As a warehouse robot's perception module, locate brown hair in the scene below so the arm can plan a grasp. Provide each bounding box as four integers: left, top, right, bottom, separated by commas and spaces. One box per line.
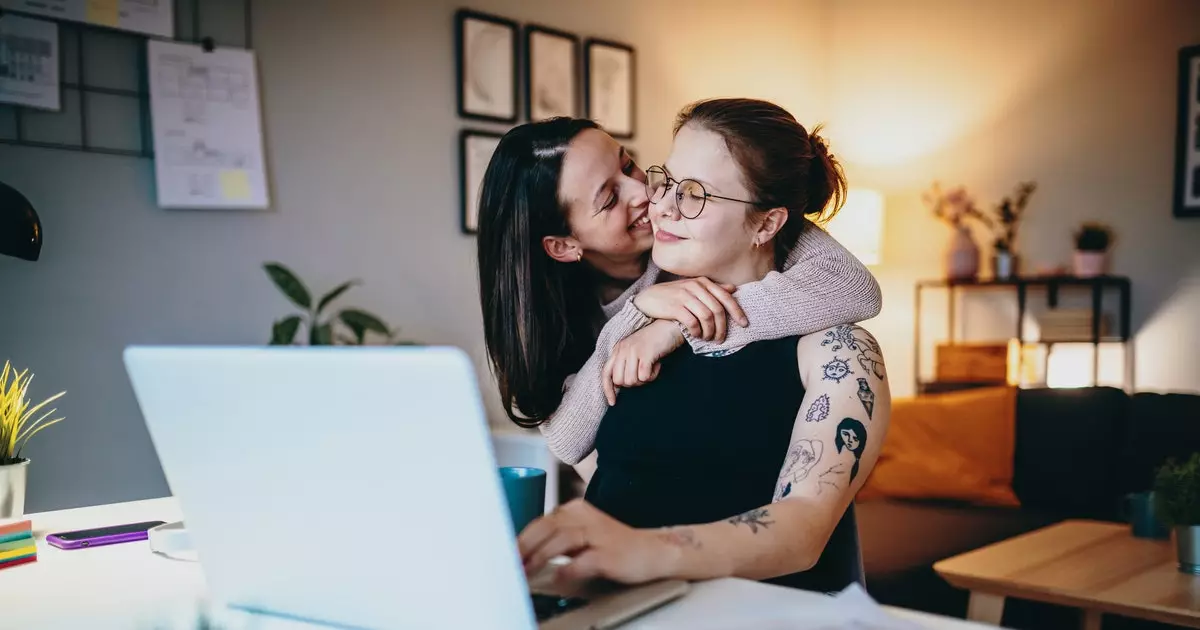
673, 98, 847, 266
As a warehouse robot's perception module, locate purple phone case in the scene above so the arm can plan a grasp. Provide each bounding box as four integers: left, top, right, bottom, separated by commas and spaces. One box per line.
47, 523, 162, 550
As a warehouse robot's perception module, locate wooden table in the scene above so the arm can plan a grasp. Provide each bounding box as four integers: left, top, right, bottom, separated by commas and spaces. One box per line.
934, 519, 1200, 629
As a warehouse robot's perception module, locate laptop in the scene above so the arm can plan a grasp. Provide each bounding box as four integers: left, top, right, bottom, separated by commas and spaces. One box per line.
123, 345, 688, 629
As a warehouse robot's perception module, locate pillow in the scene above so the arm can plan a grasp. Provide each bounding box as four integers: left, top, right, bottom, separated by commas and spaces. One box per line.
858, 386, 1020, 507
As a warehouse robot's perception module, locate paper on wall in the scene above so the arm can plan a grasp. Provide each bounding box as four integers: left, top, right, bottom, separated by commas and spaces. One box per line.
0, 13, 58, 111
0, 0, 173, 38
147, 40, 270, 210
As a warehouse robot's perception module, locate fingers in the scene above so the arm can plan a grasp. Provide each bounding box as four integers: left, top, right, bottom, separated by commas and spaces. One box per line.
621, 353, 640, 390
672, 306, 703, 338
517, 514, 559, 564
684, 291, 722, 342
699, 278, 748, 328
637, 356, 653, 382
525, 526, 591, 575
556, 549, 605, 583
601, 354, 617, 406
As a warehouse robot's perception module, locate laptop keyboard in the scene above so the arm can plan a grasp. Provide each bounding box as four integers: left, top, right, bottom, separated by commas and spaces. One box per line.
530, 593, 589, 621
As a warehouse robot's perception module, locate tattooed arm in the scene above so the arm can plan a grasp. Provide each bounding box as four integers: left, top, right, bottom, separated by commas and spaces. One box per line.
652, 325, 892, 581
519, 325, 891, 584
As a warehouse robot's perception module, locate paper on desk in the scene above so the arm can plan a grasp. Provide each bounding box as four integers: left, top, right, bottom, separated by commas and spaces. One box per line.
667, 583, 926, 630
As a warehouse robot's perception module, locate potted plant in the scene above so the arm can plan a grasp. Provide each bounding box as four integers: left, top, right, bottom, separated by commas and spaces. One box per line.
263, 262, 412, 345
988, 182, 1037, 280
0, 360, 65, 519
1154, 453, 1200, 575
1073, 222, 1113, 278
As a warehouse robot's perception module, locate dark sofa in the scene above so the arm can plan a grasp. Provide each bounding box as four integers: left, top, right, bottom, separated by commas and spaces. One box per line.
856, 387, 1200, 628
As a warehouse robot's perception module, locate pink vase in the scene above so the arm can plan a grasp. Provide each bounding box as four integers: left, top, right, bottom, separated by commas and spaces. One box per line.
946, 226, 980, 280
1073, 251, 1107, 277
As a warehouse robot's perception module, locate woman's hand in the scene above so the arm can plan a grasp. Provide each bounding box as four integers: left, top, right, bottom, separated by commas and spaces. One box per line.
602, 320, 684, 405
632, 278, 748, 343
518, 499, 676, 585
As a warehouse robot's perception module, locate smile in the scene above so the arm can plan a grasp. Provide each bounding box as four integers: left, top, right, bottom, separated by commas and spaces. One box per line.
628, 214, 650, 231
655, 230, 685, 243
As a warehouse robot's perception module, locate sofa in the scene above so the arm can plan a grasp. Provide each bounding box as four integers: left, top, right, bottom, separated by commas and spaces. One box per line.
856, 386, 1200, 629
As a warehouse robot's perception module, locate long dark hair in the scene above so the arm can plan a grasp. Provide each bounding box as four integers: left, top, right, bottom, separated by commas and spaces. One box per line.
674, 98, 847, 268
477, 118, 605, 428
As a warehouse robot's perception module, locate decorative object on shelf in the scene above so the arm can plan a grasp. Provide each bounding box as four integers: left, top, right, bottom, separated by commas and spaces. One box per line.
923, 181, 1036, 280
0, 182, 41, 261
1153, 452, 1200, 574
263, 263, 410, 346
1173, 44, 1200, 218
826, 188, 885, 266
455, 9, 518, 124
1072, 222, 1113, 278
525, 24, 579, 121
0, 360, 66, 519
924, 183, 985, 280
584, 38, 635, 139
946, 225, 980, 280
987, 181, 1036, 280
460, 129, 503, 235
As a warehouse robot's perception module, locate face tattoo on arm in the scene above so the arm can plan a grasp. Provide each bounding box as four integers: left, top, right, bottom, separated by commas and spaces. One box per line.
834, 417, 868, 482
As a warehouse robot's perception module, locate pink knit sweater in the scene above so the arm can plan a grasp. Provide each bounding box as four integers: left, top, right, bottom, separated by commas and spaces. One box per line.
539, 221, 883, 464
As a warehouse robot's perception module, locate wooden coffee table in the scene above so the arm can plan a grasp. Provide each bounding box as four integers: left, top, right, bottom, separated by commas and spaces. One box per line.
934, 520, 1200, 629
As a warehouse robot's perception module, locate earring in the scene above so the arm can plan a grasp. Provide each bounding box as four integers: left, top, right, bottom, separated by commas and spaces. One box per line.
576, 250, 583, 262
752, 241, 760, 250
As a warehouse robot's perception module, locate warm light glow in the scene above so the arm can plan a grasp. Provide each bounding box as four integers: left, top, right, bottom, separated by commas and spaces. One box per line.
1046, 343, 1125, 389
826, 189, 884, 266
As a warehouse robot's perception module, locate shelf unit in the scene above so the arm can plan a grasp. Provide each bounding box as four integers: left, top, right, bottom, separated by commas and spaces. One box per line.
914, 275, 1132, 394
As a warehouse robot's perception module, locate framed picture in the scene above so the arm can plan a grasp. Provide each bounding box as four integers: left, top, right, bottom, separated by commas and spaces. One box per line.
460, 129, 503, 235
456, 9, 518, 123
525, 25, 579, 121
584, 39, 636, 139
1174, 44, 1200, 218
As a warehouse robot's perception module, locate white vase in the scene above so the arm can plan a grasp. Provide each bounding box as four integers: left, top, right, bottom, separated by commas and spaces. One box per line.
0, 458, 28, 519
1073, 251, 1107, 277
946, 226, 980, 280
993, 251, 1019, 280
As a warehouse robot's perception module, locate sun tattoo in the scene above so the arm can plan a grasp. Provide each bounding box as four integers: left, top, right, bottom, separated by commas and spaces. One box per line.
822, 357, 853, 383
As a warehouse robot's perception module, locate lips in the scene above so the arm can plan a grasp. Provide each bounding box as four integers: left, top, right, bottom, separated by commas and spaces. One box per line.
655, 229, 685, 243
628, 213, 650, 232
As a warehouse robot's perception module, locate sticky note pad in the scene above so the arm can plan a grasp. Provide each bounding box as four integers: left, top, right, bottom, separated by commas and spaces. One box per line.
219, 169, 253, 201
86, 0, 120, 26
0, 554, 36, 571
0, 545, 36, 563
0, 520, 31, 537
0, 537, 33, 553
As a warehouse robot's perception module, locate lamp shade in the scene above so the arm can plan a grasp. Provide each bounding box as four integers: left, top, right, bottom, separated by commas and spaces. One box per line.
825, 188, 884, 266
0, 181, 41, 261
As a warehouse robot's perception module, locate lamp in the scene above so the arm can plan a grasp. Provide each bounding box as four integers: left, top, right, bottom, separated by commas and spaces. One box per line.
825, 188, 884, 266
0, 181, 41, 261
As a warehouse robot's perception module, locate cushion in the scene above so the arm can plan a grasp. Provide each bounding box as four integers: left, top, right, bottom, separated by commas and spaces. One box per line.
858, 386, 1019, 507
1012, 386, 1128, 520
1116, 392, 1200, 496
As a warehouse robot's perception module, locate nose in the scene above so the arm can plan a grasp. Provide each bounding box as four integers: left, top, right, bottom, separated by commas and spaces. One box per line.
654, 181, 682, 220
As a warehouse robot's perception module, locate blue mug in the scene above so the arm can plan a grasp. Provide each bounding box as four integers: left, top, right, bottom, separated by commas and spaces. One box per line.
1122, 491, 1169, 540
499, 467, 546, 535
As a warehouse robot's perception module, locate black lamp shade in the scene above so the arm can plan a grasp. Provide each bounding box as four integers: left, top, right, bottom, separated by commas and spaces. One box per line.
0, 181, 41, 261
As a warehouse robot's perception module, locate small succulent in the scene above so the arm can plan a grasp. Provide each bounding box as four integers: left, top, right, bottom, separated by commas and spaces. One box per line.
1154, 452, 1200, 527
1074, 222, 1113, 252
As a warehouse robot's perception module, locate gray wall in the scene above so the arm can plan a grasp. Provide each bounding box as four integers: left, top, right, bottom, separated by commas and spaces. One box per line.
0, 0, 826, 512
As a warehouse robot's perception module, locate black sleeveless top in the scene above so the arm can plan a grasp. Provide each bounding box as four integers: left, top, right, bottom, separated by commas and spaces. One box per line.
584, 336, 860, 593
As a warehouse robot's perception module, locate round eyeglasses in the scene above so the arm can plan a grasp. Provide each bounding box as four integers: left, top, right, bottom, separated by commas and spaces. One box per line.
645, 165, 764, 219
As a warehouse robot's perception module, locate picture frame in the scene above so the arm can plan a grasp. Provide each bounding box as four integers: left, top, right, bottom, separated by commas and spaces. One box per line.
1174, 44, 1200, 218
455, 9, 518, 123
584, 39, 636, 139
525, 25, 579, 122
460, 129, 503, 235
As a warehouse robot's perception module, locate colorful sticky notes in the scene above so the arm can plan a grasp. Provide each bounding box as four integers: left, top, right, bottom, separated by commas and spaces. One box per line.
85, 0, 120, 27
0, 519, 35, 571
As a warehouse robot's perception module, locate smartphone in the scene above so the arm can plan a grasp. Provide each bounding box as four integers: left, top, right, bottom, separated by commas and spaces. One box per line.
46, 520, 166, 550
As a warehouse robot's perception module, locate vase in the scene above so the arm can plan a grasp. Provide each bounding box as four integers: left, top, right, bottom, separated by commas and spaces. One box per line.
993, 251, 1018, 280
1175, 525, 1200, 575
1073, 251, 1107, 277
0, 458, 29, 519
946, 226, 980, 281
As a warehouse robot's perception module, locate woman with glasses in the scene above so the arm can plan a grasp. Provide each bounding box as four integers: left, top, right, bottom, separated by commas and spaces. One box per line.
516, 98, 891, 593
476, 106, 880, 472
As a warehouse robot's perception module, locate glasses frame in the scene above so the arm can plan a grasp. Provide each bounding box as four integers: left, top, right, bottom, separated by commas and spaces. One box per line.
645, 165, 765, 219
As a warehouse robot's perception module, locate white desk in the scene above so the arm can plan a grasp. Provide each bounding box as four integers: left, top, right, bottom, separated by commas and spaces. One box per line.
5, 499, 998, 630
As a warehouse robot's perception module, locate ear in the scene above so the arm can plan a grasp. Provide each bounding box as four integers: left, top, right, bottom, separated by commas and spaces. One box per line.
754, 207, 790, 245
542, 235, 583, 263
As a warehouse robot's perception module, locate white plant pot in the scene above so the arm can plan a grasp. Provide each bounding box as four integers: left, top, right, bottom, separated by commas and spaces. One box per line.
1073, 251, 1107, 277
0, 458, 29, 520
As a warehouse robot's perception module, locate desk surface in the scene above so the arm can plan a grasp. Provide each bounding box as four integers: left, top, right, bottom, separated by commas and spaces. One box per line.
934, 519, 1200, 629
8, 498, 994, 630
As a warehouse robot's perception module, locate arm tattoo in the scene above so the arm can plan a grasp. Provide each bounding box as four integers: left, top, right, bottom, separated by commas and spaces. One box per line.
805, 394, 831, 422
821, 357, 854, 383
774, 439, 823, 500
856, 378, 875, 420
657, 527, 702, 549
727, 508, 773, 534
834, 418, 868, 482
817, 463, 847, 495
821, 325, 886, 380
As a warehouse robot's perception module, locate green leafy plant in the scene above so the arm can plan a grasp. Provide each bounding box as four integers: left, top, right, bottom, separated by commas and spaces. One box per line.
264, 262, 409, 346
1074, 222, 1113, 252
1154, 452, 1200, 527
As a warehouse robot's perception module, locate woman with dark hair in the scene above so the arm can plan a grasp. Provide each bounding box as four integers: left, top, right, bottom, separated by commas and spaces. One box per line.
477, 113, 882, 470
515, 98, 891, 593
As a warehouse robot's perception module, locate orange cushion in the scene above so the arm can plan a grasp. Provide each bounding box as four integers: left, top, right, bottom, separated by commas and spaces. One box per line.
858, 386, 1020, 507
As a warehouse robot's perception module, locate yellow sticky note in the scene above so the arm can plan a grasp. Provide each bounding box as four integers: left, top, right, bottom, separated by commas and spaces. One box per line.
219, 170, 253, 201
86, 0, 120, 27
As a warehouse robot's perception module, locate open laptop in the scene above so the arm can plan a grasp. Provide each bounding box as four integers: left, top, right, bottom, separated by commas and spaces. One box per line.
123, 345, 688, 629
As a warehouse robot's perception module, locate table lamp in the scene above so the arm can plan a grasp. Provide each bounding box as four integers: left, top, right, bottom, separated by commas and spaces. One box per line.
0, 181, 41, 261
825, 188, 884, 266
